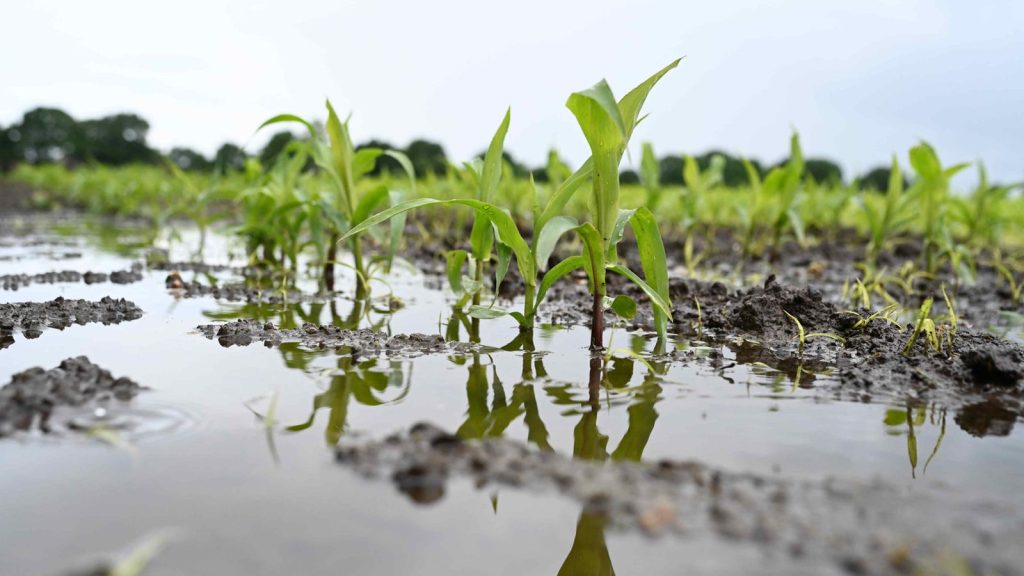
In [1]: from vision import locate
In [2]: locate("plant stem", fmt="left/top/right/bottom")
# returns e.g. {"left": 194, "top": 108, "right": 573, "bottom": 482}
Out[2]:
{"left": 522, "top": 285, "right": 536, "bottom": 331}
{"left": 324, "top": 235, "right": 337, "bottom": 292}
{"left": 351, "top": 235, "right": 368, "bottom": 299}
{"left": 470, "top": 257, "right": 483, "bottom": 341}
{"left": 590, "top": 290, "right": 604, "bottom": 350}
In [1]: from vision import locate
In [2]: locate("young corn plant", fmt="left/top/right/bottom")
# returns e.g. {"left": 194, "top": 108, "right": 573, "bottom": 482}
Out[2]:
{"left": 564, "top": 59, "right": 681, "bottom": 349}
{"left": 346, "top": 60, "right": 680, "bottom": 349}
{"left": 638, "top": 142, "right": 663, "bottom": 212}
{"left": 343, "top": 109, "right": 589, "bottom": 335}
{"left": 679, "top": 154, "right": 721, "bottom": 274}
{"left": 783, "top": 310, "right": 845, "bottom": 357}
{"left": 860, "top": 155, "right": 913, "bottom": 272}
{"left": 907, "top": 142, "right": 970, "bottom": 275}
{"left": 767, "top": 133, "right": 806, "bottom": 254}
{"left": 258, "top": 100, "right": 413, "bottom": 297}
{"left": 902, "top": 297, "right": 939, "bottom": 356}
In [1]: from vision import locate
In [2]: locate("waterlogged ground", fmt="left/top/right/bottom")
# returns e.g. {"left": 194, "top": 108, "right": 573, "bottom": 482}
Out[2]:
{"left": 2, "top": 216, "right": 1023, "bottom": 575}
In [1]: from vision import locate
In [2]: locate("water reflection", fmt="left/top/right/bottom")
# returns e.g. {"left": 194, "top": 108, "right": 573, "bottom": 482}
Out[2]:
{"left": 285, "top": 354, "right": 410, "bottom": 446}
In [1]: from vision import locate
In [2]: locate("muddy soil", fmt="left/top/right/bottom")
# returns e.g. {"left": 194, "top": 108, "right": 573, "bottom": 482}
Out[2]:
{"left": 165, "top": 274, "right": 333, "bottom": 304}
{"left": 0, "top": 356, "right": 143, "bottom": 437}
{"left": 1, "top": 266, "right": 143, "bottom": 290}
{"left": 0, "top": 297, "right": 143, "bottom": 347}
{"left": 338, "top": 422, "right": 1024, "bottom": 576}
{"left": 197, "top": 318, "right": 482, "bottom": 357}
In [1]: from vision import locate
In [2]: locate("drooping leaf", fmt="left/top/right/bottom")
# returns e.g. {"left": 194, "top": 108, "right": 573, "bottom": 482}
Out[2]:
{"left": 608, "top": 264, "right": 672, "bottom": 320}
{"left": 445, "top": 250, "right": 470, "bottom": 297}
{"left": 536, "top": 255, "right": 585, "bottom": 309}
{"left": 566, "top": 80, "right": 626, "bottom": 156}
{"left": 535, "top": 215, "right": 578, "bottom": 272}
{"left": 629, "top": 207, "right": 672, "bottom": 338}
{"left": 576, "top": 223, "right": 607, "bottom": 296}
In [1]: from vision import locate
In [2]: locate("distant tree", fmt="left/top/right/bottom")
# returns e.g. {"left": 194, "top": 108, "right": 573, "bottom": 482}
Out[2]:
{"left": 404, "top": 139, "right": 447, "bottom": 177}
{"left": 259, "top": 131, "right": 296, "bottom": 168}
{"left": 0, "top": 126, "right": 17, "bottom": 172}
{"left": 693, "top": 150, "right": 762, "bottom": 187}
{"left": 13, "top": 107, "right": 85, "bottom": 164}
{"left": 771, "top": 155, "right": 843, "bottom": 185}
{"left": 658, "top": 155, "right": 685, "bottom": 185}
{"left": 620, "top": 169, "right": 640, "bottom": 184}
{"left": 213, "top": 143, "right": 247, "bottom": 174}
{"left": 803, "top": 157, "right": 844, "bottom": 185}
{"left": 168, "top": 147, "right": 212, "bottom": 171}
{"left": 80, "top": 113, "right": 157, "bottom": 165}
{"left": 859, "top": 165, "right": 909, "bottom": 192}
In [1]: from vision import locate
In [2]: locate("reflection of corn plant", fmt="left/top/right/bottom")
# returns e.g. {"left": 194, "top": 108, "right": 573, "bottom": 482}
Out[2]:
{"left": 907, "top": 142, "right": 970, "bottom": 275}
{"left": 259, "top": 101, "right": 414, "bottom": 296}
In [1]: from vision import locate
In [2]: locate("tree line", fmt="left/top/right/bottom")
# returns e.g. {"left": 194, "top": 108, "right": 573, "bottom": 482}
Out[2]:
{"left": 0, "top": 106, "right": 903, "bottom": 190}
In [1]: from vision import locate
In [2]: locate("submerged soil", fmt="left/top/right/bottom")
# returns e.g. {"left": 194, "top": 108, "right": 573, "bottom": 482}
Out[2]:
{"left": 338, "top": 422, "right": 1024, "bottom": 575}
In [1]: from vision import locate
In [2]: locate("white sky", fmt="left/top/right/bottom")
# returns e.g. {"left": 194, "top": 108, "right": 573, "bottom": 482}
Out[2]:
{"left": 3, "top": 0, "right": 1023, "bottom": 183}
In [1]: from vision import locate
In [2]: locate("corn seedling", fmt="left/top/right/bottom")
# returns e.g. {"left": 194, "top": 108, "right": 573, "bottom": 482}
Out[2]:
{"left": 783, "top": 310, "right": 845, "bottom": 357}
{"left": 901, "top": 297, "right": 938, "bottom": 355}
{"left": 907, "top": 142, "right": 970, "bottom": 275}
{"left": 258, "top": 100, "right": 414, "bottom": 297}
{"left": 563, "top": 59, "right": 680, "bottom": 348}
{"left": 995, "top": 260, "right": 1023, "bottom": 305}
{"left": 860, "top": 155, "right": 912, "bottom": 271}
{"left": 842, "top": 302, "right": 902, "bottom": 331}
{"left": 639, "top": 142, "right": 663, "bottom": 212}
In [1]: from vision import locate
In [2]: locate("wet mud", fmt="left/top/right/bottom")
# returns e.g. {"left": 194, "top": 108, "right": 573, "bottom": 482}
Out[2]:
{"left": 0, "top": 356, "right": 143, "bottom": 437}
{"left": 1, "top": 266, "right": 143, "bottom": 291}
{"left": 197, "top": 318, "right": 481, "bottom": 357}
{"left": 337, "top": 422, "right": 1024, "bottom": 576}
{"left": 0, "top": 297, "right": 143, "bottom": 347}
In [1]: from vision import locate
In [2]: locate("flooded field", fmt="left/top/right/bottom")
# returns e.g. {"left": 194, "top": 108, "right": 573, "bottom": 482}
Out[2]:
{"left": 2, "top": 216, "right": 1022, "bottom": 575}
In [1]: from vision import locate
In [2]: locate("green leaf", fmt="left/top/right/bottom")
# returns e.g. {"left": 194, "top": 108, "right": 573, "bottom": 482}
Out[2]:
{"left": 909, "top": 142, "right": 942, "bottom": 181}
{"left": 494, "top": 242, "right": 512, "bottom": 297}
{"left": 535, "top": 215, "right": 578, "bottom": 271}
{"left": 884, "top": 409, "right": 907, "bottom": 426}
{"left": 257, "top": 114, "right": 316, "bottom": 140}
{"left": 618, "top": 58, "right": 682, "bottom": 140}
{"left": 629, "top": 207, "right": 672, "bottom": 338}
{"left": 340, "top": 198, "right": 536, "bottom": 284}
{"left": 683, "top": 155, "right": 700, "bottom": 191}
{"left": 606, "top": 208, "right": 637, "bottom": 262}
{"left": 576, "top": 223, "right": 607, "bottom": 296}
{"left": 536, "top": 159, "right": 593, "bottom": 235}
{"left": 608, "top": 295, "right": 637, "bottom": 320}
{"left": 352, "top": 148, "right": 383, "bottom": 181}
{"left": 640, "top": 142, "right": 660, "bottom": 190}
{"left": 445, "top": 249, "right": 470, "bottom": 297}
{"left": 352, "top": 184, "right": 389, "bottom": 226}
{"left": 480, "top": 108, "right": 511, "bottom": 203}
{"left": 566, "top": 80, "right": 626, "bottom": 156}
{"left": 609, "top": 263, "right": 672, "bottom": 320}
{"left": 536, "top": 255, "right": 585, "bottom": 310}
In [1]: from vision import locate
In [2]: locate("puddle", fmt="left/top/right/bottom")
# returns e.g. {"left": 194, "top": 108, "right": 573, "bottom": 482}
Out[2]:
{"left": 1, "top": 221, "right": 1022, "bottom": 575}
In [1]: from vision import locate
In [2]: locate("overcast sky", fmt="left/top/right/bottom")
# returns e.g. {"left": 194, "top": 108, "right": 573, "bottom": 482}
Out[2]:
{"left": 3, "top": 0, "right": 1022, "bottom": 184}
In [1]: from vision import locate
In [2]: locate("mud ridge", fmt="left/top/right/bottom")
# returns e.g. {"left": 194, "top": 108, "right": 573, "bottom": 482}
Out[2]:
{"left": 0, "top": 297, "right": 143, "bottom": 348}
{"left": 197, "top": 319, "right": 481, "bottom": 357}
{"left": 1, "top": 266, "right": 143, "bottom": 291}
{"left": 337, "top": 423, "right": 1024, "bottom": 576}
